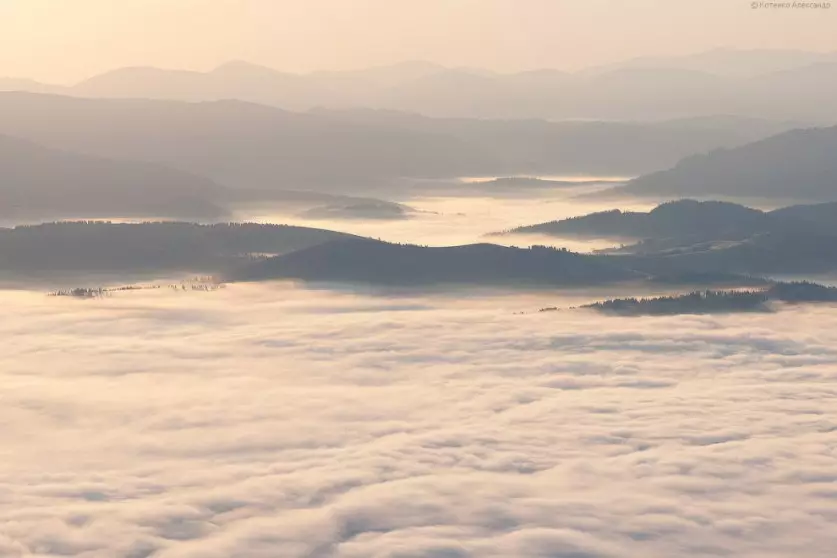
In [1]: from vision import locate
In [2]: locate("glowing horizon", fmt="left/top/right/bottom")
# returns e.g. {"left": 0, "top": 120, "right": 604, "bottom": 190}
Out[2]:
{"left": 2, "top": 0, "right": 835, "bottom": 84}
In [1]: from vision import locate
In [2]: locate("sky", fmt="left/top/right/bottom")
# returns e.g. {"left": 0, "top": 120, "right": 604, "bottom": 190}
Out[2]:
{"left": 1, "top": 0, "right": 836, "bottom": 83}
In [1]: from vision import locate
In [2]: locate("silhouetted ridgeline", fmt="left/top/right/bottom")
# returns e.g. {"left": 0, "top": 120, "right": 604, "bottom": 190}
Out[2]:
{"left": 0, "top": 221, "right": 355, "bottom": 278}
{"left": 6, "top": 50, "right": 837, "bottom": 121}
{"left": 580, "top": 282, "right": 837, "bottom": 316}
{"left": 226, "top": 239, "right": 643, "bottom": 287}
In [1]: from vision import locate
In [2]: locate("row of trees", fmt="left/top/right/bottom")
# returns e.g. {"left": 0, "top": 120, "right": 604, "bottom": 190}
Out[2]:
{"left": 579, "top": 282, "right": 837, "bottom": 316}
{"left": 583, "top": 290, "right": 770, "bottom": 316}
{"left": 50, "top": 279, "right": 226, "bottom": 299}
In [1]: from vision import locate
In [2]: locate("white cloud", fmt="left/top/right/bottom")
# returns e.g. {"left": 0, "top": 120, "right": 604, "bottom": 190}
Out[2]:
{"left": 1, "top": 285, "right": 836, "bottom": 557}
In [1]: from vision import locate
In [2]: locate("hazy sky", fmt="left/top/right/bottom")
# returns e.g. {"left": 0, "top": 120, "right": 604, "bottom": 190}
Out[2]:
{"left": 2, "top": 0, "right": 836, "bottom": 83}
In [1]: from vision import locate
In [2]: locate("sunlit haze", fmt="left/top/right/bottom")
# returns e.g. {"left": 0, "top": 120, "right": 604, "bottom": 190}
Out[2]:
{"left": 1, "top": 0, "right": 835, "bottom": 83}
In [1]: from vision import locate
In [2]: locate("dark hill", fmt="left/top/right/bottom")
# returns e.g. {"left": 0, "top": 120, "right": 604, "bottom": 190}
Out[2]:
{"left": 0, "top": 221, "right": 355, "bottom": 279}
{"left": 502, "top": 200, "right": 837, "bottom": 259}
{"left": 227, "top": 239, "right": 643, "bottom": 287}
{"left": 503, "top": 199, "right": 769, "bottom": 240}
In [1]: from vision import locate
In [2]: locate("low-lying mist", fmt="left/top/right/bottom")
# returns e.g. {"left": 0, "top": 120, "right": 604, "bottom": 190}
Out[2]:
{"left": 2, "top": 283, "right": 836, "bottom": 557}
{"left": 234, "top": 190, "right": 656, "bottom": 251}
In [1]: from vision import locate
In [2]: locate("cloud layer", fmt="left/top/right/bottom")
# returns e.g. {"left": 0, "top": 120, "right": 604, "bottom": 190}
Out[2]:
{"left": 2, "top": 285, "right": 837, "bottom": 557}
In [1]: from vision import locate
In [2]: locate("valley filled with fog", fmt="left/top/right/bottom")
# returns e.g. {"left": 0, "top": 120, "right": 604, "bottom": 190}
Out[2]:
{"left": 3, "top": 284, "right": 837, "bottom": 557}
{"left": 233, "top": 182, "right": 654, "bottom": 251}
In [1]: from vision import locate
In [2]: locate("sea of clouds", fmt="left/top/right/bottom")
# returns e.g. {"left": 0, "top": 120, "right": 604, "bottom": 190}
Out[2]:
{"left": 2, "top": 283, "right": 836, "bottom": 557}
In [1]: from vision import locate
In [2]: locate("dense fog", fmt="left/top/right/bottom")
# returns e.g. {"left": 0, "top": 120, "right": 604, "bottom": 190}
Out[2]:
{"left": 3, "top": 285, "right": 837, "bottom": 557}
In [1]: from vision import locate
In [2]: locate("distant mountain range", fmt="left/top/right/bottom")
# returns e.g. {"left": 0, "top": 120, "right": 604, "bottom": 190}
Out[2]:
{"left": 3, "top": 49, "right": 836, "bottom": 122}
{"left": 0, "top": 92, "right": 802, "bottom": 196}
{"left": 2, "top": 91, "right": 829, "bottom": 221}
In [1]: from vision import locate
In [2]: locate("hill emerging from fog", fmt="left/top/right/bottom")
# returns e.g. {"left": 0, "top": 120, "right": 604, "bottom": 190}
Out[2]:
{"left": 616, "top": 126, "right": 837, "bottom": 201}
{"left": 299, "top": 200, "right": 417, "bottom": 221}
{"left": 501, "top": 199, "right": 837, "bottom": 275}
{"left": 501, "top": 200, "right": 770, "bottom": 241}
{"left": 227, "top": 239, "right": 643, "bottom": 287}
{"left": 6, "top": 207, "right": 837, "bottom": 288}
{"left": 225, "top": 229, "right": 837, "bottom": 288}
{"left": 502, "top": 199, "right": 837, "bottom": 243}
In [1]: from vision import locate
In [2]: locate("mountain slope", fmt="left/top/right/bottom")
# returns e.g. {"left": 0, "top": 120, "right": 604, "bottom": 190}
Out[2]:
{"left": 313, "top": 109, "right": 792, "bottom": 178}
{"left": 0, "top": 221, "right": 356, "bottom": 279}
{"left": 618, "top": 126, "right": 837, "bottom": 201}
{"left": 0, "top": 92, "right": 479, "bottom": 192}
{"left": 0, "top": 135, "right": 228, "bottom": 221}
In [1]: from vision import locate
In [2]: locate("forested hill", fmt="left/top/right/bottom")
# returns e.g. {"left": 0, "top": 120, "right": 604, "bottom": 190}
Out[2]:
{"left": 227, "top": 239, "right": 643, "bottom": 287}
